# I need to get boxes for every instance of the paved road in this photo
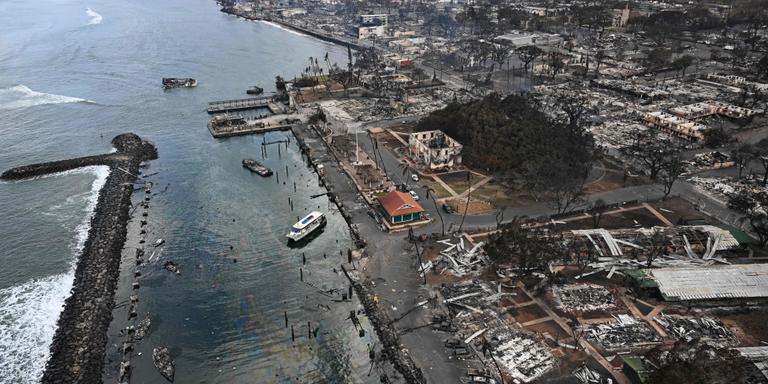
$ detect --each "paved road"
[353,119,747,235]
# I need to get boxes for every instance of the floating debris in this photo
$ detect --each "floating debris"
[135,314,151,340]
[164,261,180,275]
[152,346,175,382]
[162,78,196,89]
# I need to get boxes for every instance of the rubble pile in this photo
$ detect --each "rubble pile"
[433,238,488,277]
[686,151,733,171]
[442,283,556,383]
[590,122,647,149]
[585,315,660,349]
[654,313,733,342]
[572,365,612,384]
[688,176,764,200]
[486,326,557,383]
[571,225,742,272]
[552,284,616,313]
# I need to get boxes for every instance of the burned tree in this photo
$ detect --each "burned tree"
[622,129,680,181]
[485,219,564,275]
[660,155,685,200]
[516,46,544,72]
[646,340,758,384]
[590,198,608,229]
[728,190,768,247]
[731,143,755,180]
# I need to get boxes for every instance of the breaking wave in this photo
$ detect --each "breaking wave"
[86,8,102,25]
[0,85,94,111]
[0,166,109,383]
[257,20,308,38]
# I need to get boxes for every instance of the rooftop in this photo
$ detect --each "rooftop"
[377,190,424,217]
[651,264,768,301]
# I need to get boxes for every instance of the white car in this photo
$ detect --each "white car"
[409,190,420,201]
[411,174,419,182]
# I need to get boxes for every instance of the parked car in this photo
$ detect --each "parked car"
[409,190,420,201]
[442,204,454,214]
[411,174,419,182]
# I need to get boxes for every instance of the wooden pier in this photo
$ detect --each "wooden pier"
[208,123,292,138]
[207,97,272,114]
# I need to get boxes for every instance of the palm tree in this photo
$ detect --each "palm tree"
[424,186,446,236]
[458,172,472,233]
[408,227,427,284]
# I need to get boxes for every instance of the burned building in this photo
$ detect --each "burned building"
[643,111,708,142]
[408,130,462,170]
[670,101,758,120]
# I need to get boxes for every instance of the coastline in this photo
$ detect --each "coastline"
[218,5,366,50]
[2,133,158,383]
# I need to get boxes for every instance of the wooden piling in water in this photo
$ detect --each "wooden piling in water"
[284,311,288,328]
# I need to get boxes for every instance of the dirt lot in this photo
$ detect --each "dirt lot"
[718,308,768,346]
[650,197,716,225]
[512,303,549,323]
[425,178,452,199]
[446,197,495,215]
[557,205,667,231]
[526,319,571,340]
[436,170,481,195]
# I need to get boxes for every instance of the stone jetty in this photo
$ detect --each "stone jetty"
[2,133,157,384]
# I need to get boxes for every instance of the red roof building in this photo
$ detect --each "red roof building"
[377,191,425,225]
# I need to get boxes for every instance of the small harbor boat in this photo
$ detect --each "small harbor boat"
[246,85,264,95]
[152,346,175,382]
[287,211,326,242]
[162,78,197,89]
[242,158,273,177]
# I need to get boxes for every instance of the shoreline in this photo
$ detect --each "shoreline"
[218,5,366,50]
[2,133,158,383]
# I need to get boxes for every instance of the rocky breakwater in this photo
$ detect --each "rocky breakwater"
[1,133,158,384]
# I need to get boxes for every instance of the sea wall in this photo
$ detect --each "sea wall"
[219,6,365,50]
[1,154,112,180]
[3,133,157,383]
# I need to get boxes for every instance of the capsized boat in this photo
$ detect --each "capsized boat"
[287,211,326,242]
[162,78,197,89]
[242,159,273,177]
[246,85,264,95]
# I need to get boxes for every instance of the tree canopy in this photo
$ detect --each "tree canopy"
[416,93,599,212]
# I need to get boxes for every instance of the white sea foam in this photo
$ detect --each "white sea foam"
[0,166,109,383]
[86,8,102,25]
[0,85,94,111]
[257,20,309,38]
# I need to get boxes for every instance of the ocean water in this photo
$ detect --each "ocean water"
[0,0,378,382]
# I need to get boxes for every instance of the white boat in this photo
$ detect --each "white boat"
[287,211,326,242]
